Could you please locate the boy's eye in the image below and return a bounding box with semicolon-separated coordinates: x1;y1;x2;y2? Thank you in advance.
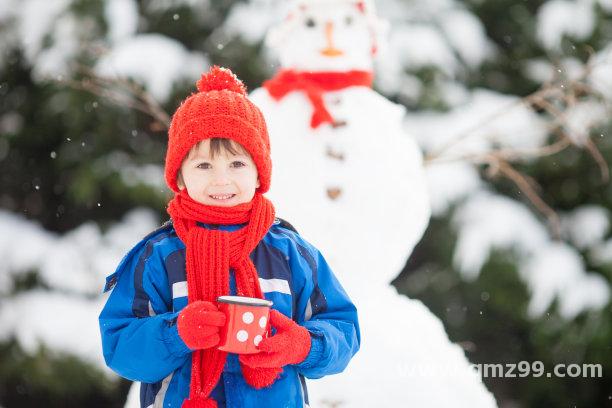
231;161;246;168
197;162;211;169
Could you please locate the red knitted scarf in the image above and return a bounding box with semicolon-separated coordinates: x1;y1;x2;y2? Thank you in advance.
263;69;373;129
167;190;279;408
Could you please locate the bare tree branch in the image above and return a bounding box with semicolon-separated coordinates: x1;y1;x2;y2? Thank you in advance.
58;64;171;130
584;137;610;183
485;157;562;238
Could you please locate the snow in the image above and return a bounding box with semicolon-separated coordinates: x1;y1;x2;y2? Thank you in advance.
521;243;610;319
590;44;612;101
452;193;610;318
145;0;207;12
104;0;139;44
224;0;284;45
0;208;159;295
523;57;585;84
390;24;458;76
563;100;609;146
406;89;549;158
452;192;549;279
92;151;168;191
590;239;612;266
309;285;496;407
95;34;208;102
13;0;71;62
31;13;80;80
599;0;612;11
562;205;610;250
0;209;159;375
536;0;595;51
425;162;483;216
124;381;141;408
120;163;166;190
0;0;76;78
0;290;112;373
438;8;493;68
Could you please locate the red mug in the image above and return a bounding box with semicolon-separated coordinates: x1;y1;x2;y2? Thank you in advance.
217;296;273;354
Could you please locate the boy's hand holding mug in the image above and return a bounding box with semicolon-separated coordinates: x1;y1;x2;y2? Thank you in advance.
239;310;311;368
177;300;226;350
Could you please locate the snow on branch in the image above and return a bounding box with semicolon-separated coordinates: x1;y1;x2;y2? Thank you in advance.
424;52;611;234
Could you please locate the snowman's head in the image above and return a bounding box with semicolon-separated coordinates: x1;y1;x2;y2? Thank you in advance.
267;0;387;72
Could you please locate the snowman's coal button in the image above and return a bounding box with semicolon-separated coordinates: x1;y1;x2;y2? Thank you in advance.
236;330;249;342
259;316;267;328
327;187;342;200
242;312;254;324
254;335;263;346
325;146;345;161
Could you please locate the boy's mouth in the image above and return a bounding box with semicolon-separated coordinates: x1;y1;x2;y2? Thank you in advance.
209;194;236;201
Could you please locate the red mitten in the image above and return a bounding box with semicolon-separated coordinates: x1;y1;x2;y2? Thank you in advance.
177;300;226;350
240;364;283;389
239;310;311;369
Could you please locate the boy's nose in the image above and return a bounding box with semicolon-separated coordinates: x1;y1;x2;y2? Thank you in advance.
211;171;231;186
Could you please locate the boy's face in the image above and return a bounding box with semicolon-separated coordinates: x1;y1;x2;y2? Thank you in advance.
177;139;260;207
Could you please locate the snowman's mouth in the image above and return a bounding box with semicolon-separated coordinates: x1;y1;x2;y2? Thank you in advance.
320;47;344;57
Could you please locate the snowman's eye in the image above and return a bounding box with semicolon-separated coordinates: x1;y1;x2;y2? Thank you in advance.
345;16;353;25
305;17;316;28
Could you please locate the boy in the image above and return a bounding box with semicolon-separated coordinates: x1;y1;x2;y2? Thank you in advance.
99;66;360;408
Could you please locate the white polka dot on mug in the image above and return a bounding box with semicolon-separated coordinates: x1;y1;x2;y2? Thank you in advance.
242;312;254;324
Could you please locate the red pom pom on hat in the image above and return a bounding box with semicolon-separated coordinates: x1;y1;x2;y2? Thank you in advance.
196;66;247;95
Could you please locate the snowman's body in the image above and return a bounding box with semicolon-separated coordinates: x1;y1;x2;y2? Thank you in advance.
248;0;497;406
251;85;430;289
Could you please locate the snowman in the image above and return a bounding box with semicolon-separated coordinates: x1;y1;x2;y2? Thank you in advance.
250;0;498;406
251;0;430;288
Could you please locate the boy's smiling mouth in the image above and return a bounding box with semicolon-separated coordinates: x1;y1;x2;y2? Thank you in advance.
209;194;236;201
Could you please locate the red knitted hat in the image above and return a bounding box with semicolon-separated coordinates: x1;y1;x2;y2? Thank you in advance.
165;66;272;193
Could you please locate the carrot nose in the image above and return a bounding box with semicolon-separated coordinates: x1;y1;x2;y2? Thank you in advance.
320;21;344;57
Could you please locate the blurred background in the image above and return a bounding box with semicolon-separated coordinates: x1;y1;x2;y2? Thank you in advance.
0;0;610;407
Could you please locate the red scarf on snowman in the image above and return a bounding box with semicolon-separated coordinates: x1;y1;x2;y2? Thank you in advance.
263;69;373;128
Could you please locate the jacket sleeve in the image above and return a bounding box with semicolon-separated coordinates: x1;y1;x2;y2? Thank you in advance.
290;237;361;379
99;239;191;383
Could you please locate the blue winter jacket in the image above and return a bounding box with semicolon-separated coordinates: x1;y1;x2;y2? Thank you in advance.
99;219;360;408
